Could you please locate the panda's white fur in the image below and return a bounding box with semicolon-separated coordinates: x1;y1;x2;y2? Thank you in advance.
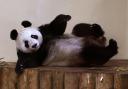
42;35;86;66
16;27;43;53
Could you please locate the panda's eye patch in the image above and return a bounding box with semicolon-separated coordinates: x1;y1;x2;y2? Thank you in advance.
24;40;29;48
31;35;38;39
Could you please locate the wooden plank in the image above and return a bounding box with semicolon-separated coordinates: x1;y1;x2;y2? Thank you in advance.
7;68;17;89
114;74;128;89
0;67;2;89
52;71;64;89
39;71;52;89
17;69;39;89
96;73;114;89
0;67;17;89
79;73;96;89
27;69;39;89
64;72;80;89
105;60;128;67
0;60;128;89
17;70;28;89
0;67;10;89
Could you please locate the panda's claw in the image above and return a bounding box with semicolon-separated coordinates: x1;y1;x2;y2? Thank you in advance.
15;66;24;75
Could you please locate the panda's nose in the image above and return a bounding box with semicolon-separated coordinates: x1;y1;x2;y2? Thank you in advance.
32;43;37;48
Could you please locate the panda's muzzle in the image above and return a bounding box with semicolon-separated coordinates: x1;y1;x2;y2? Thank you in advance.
32;43;37;48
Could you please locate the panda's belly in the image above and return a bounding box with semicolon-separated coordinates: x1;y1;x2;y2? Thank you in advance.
42;37;85;66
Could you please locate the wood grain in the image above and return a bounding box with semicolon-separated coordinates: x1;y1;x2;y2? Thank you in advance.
114;74;128;89
0;60;128;89
52;71;64;89
79;73;96;89
39;71;52;89
96;73;114;89
64;72;80;89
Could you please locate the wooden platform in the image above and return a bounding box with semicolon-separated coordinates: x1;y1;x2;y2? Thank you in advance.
0;60;128;89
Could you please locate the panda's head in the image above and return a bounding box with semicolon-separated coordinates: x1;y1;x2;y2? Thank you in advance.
10;21;43;53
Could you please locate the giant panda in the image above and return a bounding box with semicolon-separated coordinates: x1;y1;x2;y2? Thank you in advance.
10;14;118;74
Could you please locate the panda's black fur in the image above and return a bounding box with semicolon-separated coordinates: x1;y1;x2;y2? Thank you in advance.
10;14;118;74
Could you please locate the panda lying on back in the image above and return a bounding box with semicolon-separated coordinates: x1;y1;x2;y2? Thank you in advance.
10;14;118;74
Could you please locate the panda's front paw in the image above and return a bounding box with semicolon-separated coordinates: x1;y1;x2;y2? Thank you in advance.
15;64;24;75
56;14;71;22
108;39;118;54
65;15;71;21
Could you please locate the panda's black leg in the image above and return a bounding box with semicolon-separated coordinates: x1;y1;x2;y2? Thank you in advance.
82;39;118;65
15;51;29;74
72;23;91;37
72;23;104;38
49;14;71;36
15;58;25;75
39;14;71;36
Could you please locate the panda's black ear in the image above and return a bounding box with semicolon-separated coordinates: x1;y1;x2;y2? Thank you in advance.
10;29;18;40
21;21;32;28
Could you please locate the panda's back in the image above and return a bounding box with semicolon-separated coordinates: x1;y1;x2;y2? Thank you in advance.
42;35;86;66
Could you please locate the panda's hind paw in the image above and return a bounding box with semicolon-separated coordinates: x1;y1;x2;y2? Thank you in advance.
108;39;118;54
109;39;117;47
